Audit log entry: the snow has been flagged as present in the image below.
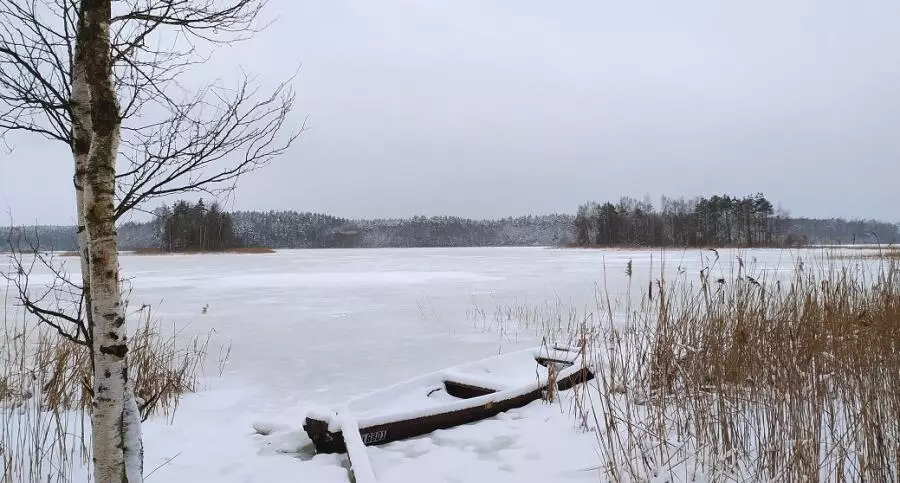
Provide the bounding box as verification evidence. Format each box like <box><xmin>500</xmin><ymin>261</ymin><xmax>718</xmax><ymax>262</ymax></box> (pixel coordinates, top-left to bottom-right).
<box><xmin>123</xmin><ymin>382</ymin><xmax>144</xmax><ymax>483</ymax></box>
<box><xmin>3</xmin><ymin>246</ymin><xmax>888</xmax><ymax>482</ymax></box>
<box><xmin>362</xmin><ymin>401</ymin><xmax>602</xmax><ymax>483</ymax></box>
<box><xmin>251</xmin><ymin>421</ymin><xmax>290</xmax><ymax>436</ymax></box>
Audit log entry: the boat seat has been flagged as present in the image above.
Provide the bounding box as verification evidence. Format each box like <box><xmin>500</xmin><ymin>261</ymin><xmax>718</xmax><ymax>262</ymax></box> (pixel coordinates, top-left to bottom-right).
<box><xmin>440</xmin><ymin>370</ymin><xmax>516</xmax><ymax>393</ymax></box>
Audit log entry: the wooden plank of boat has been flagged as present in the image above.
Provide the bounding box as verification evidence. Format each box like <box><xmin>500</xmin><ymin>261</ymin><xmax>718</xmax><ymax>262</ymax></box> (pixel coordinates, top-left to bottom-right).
<box><xmin>336</xmin><ymin>407</ymin><xmax>378</xmax><ymax>483</ymax></box>
<box><xmin>303</xmin><ymin>347</ymin><xmax>594</xmax><ymax>454</ymax></box>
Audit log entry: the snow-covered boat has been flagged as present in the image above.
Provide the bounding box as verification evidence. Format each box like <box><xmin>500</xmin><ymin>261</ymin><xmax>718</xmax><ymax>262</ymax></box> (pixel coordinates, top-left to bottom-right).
<box><xmin>303</xmin><ymin>346</ymin><xmax>594</xmax><ymax>454</ymax></box>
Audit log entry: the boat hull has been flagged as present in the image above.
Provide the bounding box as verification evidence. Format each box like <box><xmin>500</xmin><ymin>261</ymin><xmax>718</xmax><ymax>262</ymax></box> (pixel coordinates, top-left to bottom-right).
<box><xmin>303</xmin><ymin>361</ymin><xmax>593</xmax><ymax>454</ymax></box>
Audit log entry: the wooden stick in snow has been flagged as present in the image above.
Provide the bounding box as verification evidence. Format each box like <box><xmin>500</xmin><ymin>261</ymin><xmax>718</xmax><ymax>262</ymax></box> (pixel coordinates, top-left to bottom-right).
<box><xmin>337</xmin><ymin>406</ymin><xmax>379</xmax><ymax>483</ymax></box>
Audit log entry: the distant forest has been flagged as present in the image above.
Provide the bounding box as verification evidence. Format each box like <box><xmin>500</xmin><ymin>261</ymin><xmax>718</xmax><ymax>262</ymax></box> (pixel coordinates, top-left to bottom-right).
<box><xmin>571</xmin><ymin>193</ymin><xmax>885</xmax><ymax>247</ymax></box>
<box><xmin>571</xmin><ymin>193</ymin><xmax>897</xmax><ymax>248</ymax></box>
<box><xmin>2</xmin><ymin>193</ymin><xmax>898</xmax><ymax>252</ymax></box>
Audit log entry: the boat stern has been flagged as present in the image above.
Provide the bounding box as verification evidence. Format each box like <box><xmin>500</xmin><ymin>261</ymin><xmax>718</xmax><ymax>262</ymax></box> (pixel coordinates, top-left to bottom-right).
<box><xmin>303</xmin><ymin>416</ymin><xmax>347</xmax><ymax>454</ymax></box>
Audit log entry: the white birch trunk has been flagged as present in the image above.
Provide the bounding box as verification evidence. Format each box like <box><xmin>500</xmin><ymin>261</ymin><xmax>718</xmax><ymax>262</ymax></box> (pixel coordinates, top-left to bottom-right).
<box><xmin>71</xmin><ymin>32</ymin><xmax>93</xmax><ymax>346</ymax></box>
<box><xmin>78</xmin><ymin>0</ymin><xmax>143</xmax><ymax>480</ymax></box>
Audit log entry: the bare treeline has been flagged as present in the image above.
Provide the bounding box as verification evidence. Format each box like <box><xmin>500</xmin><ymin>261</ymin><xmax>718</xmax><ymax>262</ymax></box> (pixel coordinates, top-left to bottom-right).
<box><xmin>229</xmin><ymin>213</ymin><xmax>575</xmax><ymax>248</ymax></box>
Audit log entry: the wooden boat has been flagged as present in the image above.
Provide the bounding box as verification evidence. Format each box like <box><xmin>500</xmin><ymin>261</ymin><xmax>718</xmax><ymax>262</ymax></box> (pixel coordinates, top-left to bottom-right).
<box><xmin>303</xmin><ymin>345</ymin><xmax>594</xmax><ymax>454</ymax></box>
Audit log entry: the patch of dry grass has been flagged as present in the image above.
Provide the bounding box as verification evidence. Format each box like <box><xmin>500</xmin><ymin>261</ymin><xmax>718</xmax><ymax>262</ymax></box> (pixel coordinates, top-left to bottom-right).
<box><xmin>636</xmin><ymin>258</ymin><xmax>899</xmax><ymax>480</ymax></box>
<box><xmin>1</xmin><ymin>283</ymin><xmax>225</xmax><ymax>482</ymax></box>
<box><xmin>473</xmin><ymin>252</ymin><xmax>899</xmax><ymax>480</ymax></box>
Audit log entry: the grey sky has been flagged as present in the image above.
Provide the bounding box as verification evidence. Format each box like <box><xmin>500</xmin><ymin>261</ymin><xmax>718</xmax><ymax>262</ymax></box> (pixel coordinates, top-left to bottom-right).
<box><xmin>2</xmin><ymin>0</ymin><xmax>900</xmax><ymax>225</ymax></box>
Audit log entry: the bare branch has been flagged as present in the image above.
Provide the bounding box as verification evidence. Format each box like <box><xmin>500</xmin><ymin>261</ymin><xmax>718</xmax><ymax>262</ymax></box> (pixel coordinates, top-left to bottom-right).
<box><xmin>22</xmin><ymin>296</ymin><xmax>89</xmax><ymax>346</ymax></box>
<box><xmin>2</xmin><ymin>225</ymin><xmax>90</xmax><ymax>346</ymax></box>
<box><xmin>114</xmin><ymin>72</ymin><xmax>302</xmax><ymax>219</ymax></box>
<box><xmin>0</xmin><ymin>0</ymin><xmax>73</xmax><ymax>142</ymax></box>
<box><xmin>1</xmin><ymin>0</ymin><xmax>276</xmax><ymax>146</ymax></box>
<box><xmin>111</xmin><ymin>0</ymin><xmax>266</xmax><ymax>41</ymax></box>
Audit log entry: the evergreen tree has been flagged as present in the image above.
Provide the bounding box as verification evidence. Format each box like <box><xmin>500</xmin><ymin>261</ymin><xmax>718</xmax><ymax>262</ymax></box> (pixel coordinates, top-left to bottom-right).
<box><xmin>153</xmin><ymin>199</ymin><xmax>236</xmax><ymax>251</ymax></box>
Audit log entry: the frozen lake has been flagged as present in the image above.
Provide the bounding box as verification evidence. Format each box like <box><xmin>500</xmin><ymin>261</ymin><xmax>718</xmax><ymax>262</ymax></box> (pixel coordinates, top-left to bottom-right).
<box><xmin>4</xmin><ymin>246</ymin><xmax>883</xmax><ymax>482</ymax></box>
<box><xmin>109</xmin><ymin>246</ymin><xmax>846</xmax><ymax>402</ymax></box>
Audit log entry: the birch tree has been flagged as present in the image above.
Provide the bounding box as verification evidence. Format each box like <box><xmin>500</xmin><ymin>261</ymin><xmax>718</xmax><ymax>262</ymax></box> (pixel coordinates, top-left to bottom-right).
<box><xmin>1</xmin><ymin>0</ymin><xmax>299</xmax><ymax>480</ymax></box>
<box><xmin>0</xmin><ymin>5</ymin><xmax>297</xmax><ymax>342</ymax></box>
<box><xmin>1</xmin><ymin>0</ymin><xmax>298</xmax><ymax>348</ymax></box>
<box><xmin>76</xmin><ymin>0</ymin><xmax>142</xmax><ymax>478</ymax></box>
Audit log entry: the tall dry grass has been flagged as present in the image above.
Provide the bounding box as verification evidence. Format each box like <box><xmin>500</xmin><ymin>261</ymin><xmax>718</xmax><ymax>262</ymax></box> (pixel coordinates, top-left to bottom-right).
<box><xmin>635</xmin><ymin>254</ymin><xmax>899</xmax><ymax>482</ymax></box>
<box><xmin>1</xmin><ymin>288</ymin><xmax>88</xmax><ymax>483</ymax></box>
<box><xmin>471</xmin><ymin>249</ymin><xmax>899</xmax><ymax>481</ymax></box>
<box><xmin>1</xmin><ymin>277</ymin><xmax>223</xmax><ymax>482</ymax></box>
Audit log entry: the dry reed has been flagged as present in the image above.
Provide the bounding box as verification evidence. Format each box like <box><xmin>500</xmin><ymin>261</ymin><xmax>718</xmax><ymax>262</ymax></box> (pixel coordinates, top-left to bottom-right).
<box><xmin>470</xmin><ymin>249</ymin><xmax>899</xmax><ymax>481</ymax></box>
<box><xmin>1</xmin><ymin>277</ymin><xmax>221</xmax><ymax>482</ymax></box>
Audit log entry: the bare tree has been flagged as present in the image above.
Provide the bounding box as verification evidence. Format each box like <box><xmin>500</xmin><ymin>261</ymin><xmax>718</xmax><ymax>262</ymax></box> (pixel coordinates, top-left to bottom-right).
<box><xmin>1</xmin><ymin>0</ymin><xmax>299</xmax><ymax>214</ymax></box>
<box><xmin>0</xmin><ymin>0</ymin><xmax>299</xmax><ymax>351</ymax></box>
<box><xmin>1</xmin><ymin>0</ymin><xmax>298</xmax><ymax>346</ymax></box>
<box><xmin>1</xmin><ymin>0</ymin><xmax>300</xmax><ymax>479</ymax></box>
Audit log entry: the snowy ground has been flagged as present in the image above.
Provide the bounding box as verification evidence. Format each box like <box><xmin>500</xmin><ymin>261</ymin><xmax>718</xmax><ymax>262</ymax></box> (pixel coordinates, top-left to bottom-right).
<box><xmin>4</xmin><ymin>246</ymin><xmax>882</xmax><ymax>482</ymax></box>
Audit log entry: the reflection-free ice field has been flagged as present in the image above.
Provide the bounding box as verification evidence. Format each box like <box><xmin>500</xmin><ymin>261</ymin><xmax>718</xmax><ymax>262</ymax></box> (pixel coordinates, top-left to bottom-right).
<box><xmin>119</xmin><ymin>247</ymin><xmax>816</xmax><ymax>402</ymax></box>
<box><xmin>9</xmin><ymin>246</ymin><xmax>879</xmax><ymax>482</ymax></box>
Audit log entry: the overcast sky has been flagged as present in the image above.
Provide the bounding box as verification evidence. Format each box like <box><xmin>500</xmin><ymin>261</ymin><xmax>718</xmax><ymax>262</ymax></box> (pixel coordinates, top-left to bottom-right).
<box><xmin>2</xmin><ymin>0</ymin><xmax>899</xmax><ymax>225</ymax></box>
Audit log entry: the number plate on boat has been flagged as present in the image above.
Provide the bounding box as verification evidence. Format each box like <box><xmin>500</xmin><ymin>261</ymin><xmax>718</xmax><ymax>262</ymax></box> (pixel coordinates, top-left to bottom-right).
<box><xmin>361</xmin><ymin>430</ymin><xmax>387</xmax><ymax>444</ymax></box>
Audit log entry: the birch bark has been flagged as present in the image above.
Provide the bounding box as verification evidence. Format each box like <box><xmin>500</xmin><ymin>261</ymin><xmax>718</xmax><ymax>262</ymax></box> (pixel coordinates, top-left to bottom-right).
<box><xmin>78</xmin><ymin>0</ymin><xmax>144</xmax><ymax>480</ymax></box>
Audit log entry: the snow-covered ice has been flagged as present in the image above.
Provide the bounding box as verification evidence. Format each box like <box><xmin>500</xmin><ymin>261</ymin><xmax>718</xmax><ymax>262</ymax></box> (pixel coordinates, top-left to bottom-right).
<box><xmin>4</xmin><ymin>246</ymin><xmax>882</xmax><ymax>482</ymax></box>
